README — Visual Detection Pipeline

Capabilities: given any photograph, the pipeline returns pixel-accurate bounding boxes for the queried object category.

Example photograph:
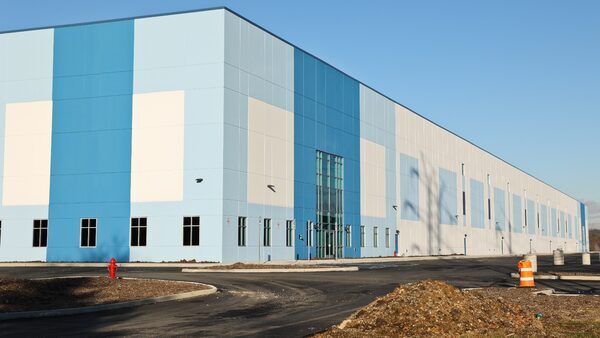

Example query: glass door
[316,150,344,259]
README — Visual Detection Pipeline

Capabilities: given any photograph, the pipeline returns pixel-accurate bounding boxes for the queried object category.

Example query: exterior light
[267,184,276,192]
[195,178,203,183]
[392,205,398,211]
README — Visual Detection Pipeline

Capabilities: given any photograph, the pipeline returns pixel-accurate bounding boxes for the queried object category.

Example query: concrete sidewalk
[0,253,543,268]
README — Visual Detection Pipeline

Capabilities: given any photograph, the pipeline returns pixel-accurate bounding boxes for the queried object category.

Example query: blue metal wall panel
[293,49,361,259]
[438,168,457,225]
[400,154,419,221]
[527,199,536,235]
[540,204,548,236]
[560,211,565,238]
[551,208,557,237]
[580,203,587,250]
[494,188,505,231]
[47,21,134,262]
[470,179,485,229]
[512,195,522,233]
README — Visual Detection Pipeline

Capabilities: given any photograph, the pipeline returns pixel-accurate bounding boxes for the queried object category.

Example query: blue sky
[1,0,598,210]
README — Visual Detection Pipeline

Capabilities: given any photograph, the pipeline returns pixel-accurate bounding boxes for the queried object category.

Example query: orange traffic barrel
[518,260,535,288]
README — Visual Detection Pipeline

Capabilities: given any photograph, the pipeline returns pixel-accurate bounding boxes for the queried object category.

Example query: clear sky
[1,0,598,213]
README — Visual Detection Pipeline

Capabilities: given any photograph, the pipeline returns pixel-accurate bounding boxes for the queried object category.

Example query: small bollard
[107,258,118,279]
[553,249,564,266]
[582,252,591,265]
[524,254,537,273]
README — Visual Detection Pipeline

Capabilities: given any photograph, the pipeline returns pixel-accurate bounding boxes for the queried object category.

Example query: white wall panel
[2,101,52,206]
[131,91,185,203]
[247,97,294,208]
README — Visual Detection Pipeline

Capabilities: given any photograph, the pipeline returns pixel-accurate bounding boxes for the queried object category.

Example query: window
[345,225,352,247]
[307,221,313,247]
[0,221,2,245]
[360,225,365,247]
[286,220,293,247]
[33,219,48,247]
[385,227,390,248]
[263,218,271,247]
[80,218,96,247]
[130,217,147,247]
[373,226,378,248]
[487,174,492,221]
[461,164,466,216]
[238,217,247,247]
[525,209,528,226]
[183,216,200,246]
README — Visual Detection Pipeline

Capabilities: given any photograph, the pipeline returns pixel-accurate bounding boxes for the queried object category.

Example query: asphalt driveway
[0,254,598,337]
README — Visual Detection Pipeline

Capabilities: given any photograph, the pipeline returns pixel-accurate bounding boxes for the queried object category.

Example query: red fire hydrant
[108,258,118,279]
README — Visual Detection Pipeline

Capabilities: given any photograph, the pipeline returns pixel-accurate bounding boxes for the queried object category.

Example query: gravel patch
[317,280,600,337]
[0,277,209,313]
[317,280,542,337]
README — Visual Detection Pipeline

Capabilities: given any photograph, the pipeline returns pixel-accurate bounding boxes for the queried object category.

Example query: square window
[263,219,272,247]
[32,219,48,247]
[80,218,97,247]
[183,216,200,246]
[131,217,147,247]
[238,217,247,247]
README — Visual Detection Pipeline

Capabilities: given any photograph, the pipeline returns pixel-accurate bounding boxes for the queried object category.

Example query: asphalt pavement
[0,254,598,337]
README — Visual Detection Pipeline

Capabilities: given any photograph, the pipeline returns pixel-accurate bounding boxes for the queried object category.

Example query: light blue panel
[568,214,573,239]
[512,194,522,233]
[130,11,226,262]
[527,199,536,235]
[134,11,224,71]
[560,211,565,238]
[358,85,396,257]
[221,12,296,262]
[551,208,557,237]
[470,179,485,229]
[400,154,419,221]
[540,205,548,236]
[0,29,54,261]
[580,203,587,250]
[494,188,505,231]
[439,168,457,225]
[48,20,134,262]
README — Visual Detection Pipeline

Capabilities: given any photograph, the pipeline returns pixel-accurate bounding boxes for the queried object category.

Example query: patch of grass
[557,320,600,337]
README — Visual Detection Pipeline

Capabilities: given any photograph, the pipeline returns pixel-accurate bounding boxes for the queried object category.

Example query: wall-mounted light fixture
[392,205,398,211]
[195,178,203,183]
[267,184,276,192]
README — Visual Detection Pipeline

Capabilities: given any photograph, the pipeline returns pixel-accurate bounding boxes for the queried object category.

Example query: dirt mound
[319,280,543,337]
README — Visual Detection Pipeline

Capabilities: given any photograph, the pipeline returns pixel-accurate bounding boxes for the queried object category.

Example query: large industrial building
[0,7,589,262]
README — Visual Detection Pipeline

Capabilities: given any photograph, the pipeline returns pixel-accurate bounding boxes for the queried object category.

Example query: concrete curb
[182,266,359,273]
[0,262,217,268]
[509,273,600,281]
[0,253,560,268]
[0,279,217,321]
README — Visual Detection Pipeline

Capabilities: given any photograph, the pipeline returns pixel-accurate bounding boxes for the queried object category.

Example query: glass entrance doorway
[316,151,344,259]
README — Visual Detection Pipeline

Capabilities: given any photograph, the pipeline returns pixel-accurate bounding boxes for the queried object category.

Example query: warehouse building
[0,7,589,262]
